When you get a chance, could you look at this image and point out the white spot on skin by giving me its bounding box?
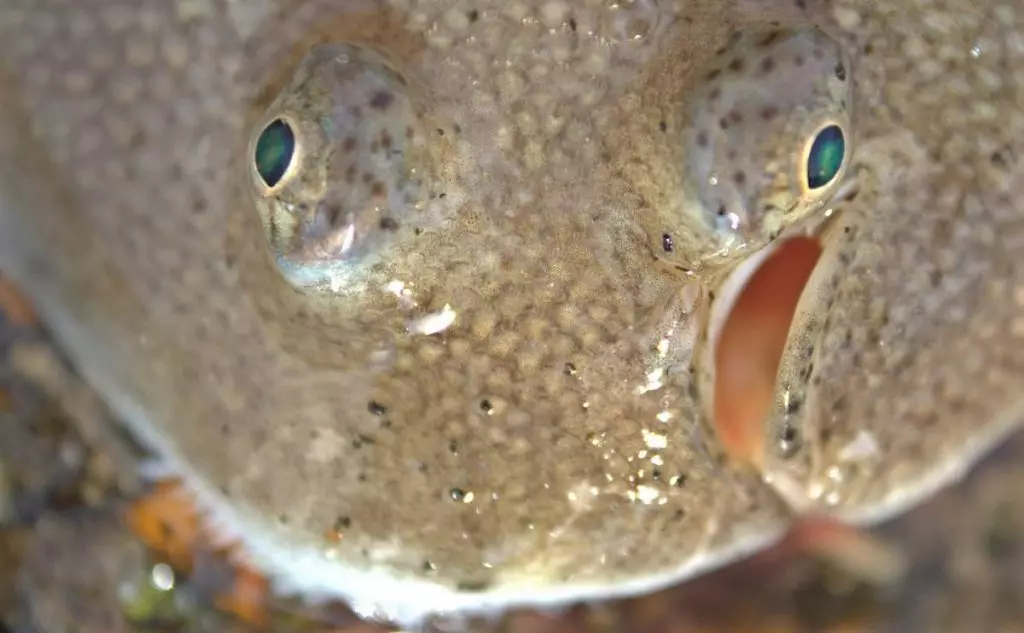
[407,304,457,335]
[628,484,662,505]
[386,280,418,311]
[634,367,665,394]
[837,430,881,462]
[641,429,668,449]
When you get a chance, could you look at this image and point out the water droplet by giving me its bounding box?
[150,563,175,591]
[642,429,668,449]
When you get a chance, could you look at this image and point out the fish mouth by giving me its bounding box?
[699,221,831,469]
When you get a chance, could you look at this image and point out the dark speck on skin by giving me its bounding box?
[369,90,394,110]
[779,424,801,456]
[785,397,803,415]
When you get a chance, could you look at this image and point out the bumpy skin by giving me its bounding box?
[250,43,442,290]
[645,25,853,272]
[0,0,1021,628]
[760,3,1024,520]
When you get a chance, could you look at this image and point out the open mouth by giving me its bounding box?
[705,234,825,468]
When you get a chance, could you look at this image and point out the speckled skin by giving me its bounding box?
[250,43,442,290]
[642,25,853,272]
[0,0,1021,629]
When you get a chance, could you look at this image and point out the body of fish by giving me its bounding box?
[0,0,1021,629]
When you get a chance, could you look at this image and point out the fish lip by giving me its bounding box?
[697,218,830,478]
[703,220,821,356]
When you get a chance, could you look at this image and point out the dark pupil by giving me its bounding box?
[255,119,295,188]
[806,124,845,190]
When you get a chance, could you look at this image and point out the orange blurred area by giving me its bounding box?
[125,479,271,627]
[713,237,822,466]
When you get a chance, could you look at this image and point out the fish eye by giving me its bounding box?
[805,124,845,190]
[245,44,445,292]
[254,118,296,189]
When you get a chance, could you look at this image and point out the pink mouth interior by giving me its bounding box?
[712,236,822,466]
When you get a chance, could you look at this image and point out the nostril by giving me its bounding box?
[711,236,822,467]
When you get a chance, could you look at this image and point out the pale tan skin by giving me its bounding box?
[0,0,1021,628]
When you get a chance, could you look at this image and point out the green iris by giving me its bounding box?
[254,119,295,188]
[806,124,845,190]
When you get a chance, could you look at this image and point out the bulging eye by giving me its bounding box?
[657,25,853,273]
[246,43,444,293]
[805,124,845,190]
[254,118,296,189]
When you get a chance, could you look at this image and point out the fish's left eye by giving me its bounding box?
[805,124,845,190]
[254,118,296,188]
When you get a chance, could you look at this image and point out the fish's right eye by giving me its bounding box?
[804,123,846,191]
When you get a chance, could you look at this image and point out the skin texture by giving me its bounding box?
[0,0,1020,628]
[644,25,853,273]
[250,43,439,290]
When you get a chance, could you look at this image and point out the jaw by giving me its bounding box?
[130,461,787,631]
[655,211,914,588]
[696,217,830,473]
